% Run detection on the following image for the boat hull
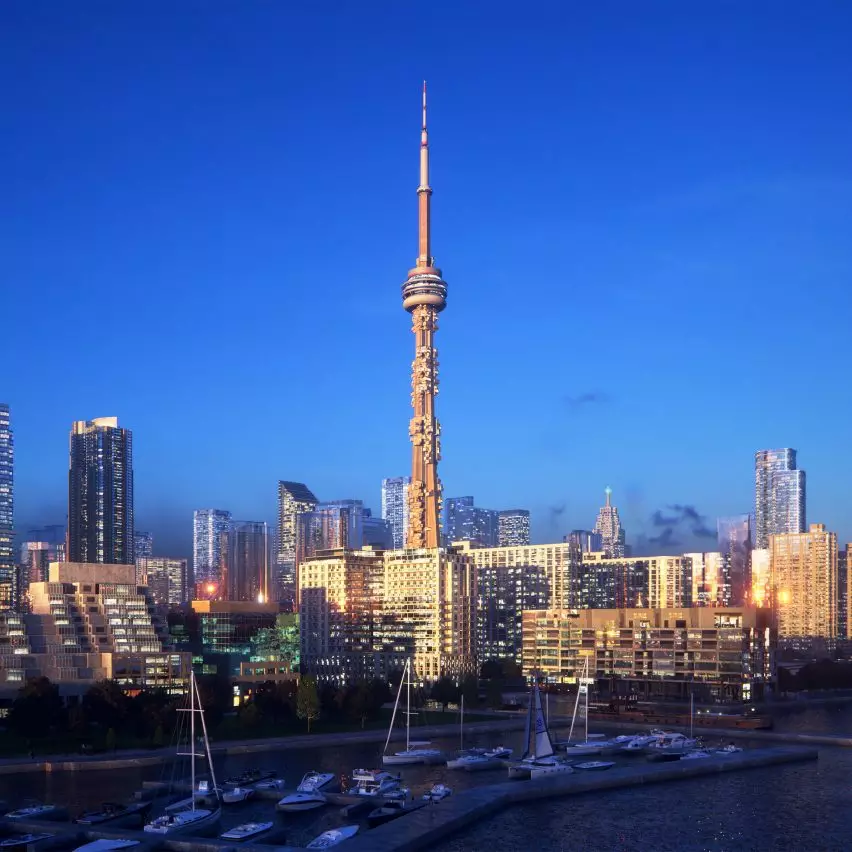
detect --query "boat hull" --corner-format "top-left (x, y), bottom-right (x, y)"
top-left (144, 807), bottom-right (221, 836)
top-left (277, 797), bottom-right (326, 812)
top-left (529, 763), bottom-right (574, 780)
top-left (220, 821), bottom-right (274, 841)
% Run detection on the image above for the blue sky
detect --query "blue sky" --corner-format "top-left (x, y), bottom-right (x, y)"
top-left (3, 1), bottom-right (851, 559)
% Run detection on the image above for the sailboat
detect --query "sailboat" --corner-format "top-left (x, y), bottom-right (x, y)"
top-left (507, 682), bottom-right (573, 780)
top-left (144, 672), bottom-right (221, 837)
top-left (382, 659), bottom-right (442, 766)
top-left (562, 658), bottom-right (621, 757)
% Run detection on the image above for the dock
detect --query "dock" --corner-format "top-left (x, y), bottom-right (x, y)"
top-left (343, 745), bottom-right (818, 852)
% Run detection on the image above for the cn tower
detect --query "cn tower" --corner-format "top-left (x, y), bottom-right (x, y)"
top-left (403, 82), bottom-right (447, 549)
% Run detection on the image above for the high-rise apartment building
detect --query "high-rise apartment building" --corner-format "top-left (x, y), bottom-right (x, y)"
top-left (138, 557), bottom-right (188, 608)
top-left (277, 481), bottom-right (318, 605)
top-left (68, 417), bottom-right (134, 565)
top-left (751, 548), bottom-right (771, 607)
top-left (363, 510), bottom-right (394, 550)
top-left (716, 515), bottom-right (751, 605)
top-left (134, 531), bottom-right (153, 559)
top-left (838, 545), bottom-right (849, 640)
top-left (578, 552), bottom-right (648, 609)
top-left (222, 521), bottom-right (270, 602)
top-left (193, 509), bottom-right (231, 591)
top-left (647, 556), bottom-right (689, 608)
top-left (754, 449), bottom-right (806, 549)
top-left (771, 523), bottom-right (837, 647)
top-left (593, 487), bottom-right (626, 557)
top-left (381, 477), bottom-right (410, 550)
top-left (684, 552), bottom-right (725, 606)
top-left (444, 497), bottom-right (498, 547)
top-left (497, 510), bottom-right (531, 547)
top-left (0, 405), bottom-right (13, 610)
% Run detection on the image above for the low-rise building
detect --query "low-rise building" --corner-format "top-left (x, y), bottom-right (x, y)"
top-left (521, 606), bottom-right (774, 703)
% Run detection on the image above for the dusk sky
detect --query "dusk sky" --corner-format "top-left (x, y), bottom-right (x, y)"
top-left (3, 2), bottom-right (851, 560)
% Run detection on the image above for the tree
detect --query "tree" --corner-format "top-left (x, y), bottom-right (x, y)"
top-left (296, 677), bottom-right (320, 733)
top-left (461, 674), bottom-right (479, 708)
top-left (239, 702), bottom-right (261, 730)
top-left (195, 673), bottom-right (232, 732)
top-left (83, 680), bottom-right (130, 730)
top-left (105, 727), bottom-right (117, 752)
top-left (152, 724), bottom-right (166, 747)
top-left (430, 677), bottom-right (459, 712)
top-left (480, 659), bottom-right (504, 680)
top-left (8, 677), bottom-right (65, 739)
top-left (485, 677), bottom-right (505, 710)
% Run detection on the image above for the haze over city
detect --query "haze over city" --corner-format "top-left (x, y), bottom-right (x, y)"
top-left (3, 2), bottom-right (851, 559)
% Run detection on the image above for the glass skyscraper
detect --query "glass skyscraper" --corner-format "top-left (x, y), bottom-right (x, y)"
top-left (276, 481), bottom-right (318, 606)
top-left (717, 514), bottom-right (751, 605)
top-left (444, 496), bottom-right (499, 547)
top-left (0, 405), bottom-right (13, 610)
top-left (754, 448), bottom-right (806, 549)
top-left (381, 476), bottom-right (410, 550)
top-left (193, 508), bottom-right (232, 591)
top-left (68, 417), bottom-right (134, 565)
top-left (593, 487), bottom-right (626, 557)
top-left (497, 509), bottom-right (531, 547)
top-left (134, 531), bottom-right (153, 559)
top-left (222, 520), bottom-right (270, 602)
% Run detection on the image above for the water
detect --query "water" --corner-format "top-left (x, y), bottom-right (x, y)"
top-left (4, 707), bottom-right (852, 850)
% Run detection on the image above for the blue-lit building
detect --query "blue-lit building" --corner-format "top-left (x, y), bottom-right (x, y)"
top-left (565, 529), bottom-right (604, 553)
top-left (363, 510), bottom-right (394, 550)
top-left (193, 508), bottom-right (232, 591)
top-left (444, 496), bottom-right (499, 547)
top-left (134, 530), bottom-right (153, 559)
top-left (754, 448), bottom-right (806, 549)
top-left (381, 476), bottom-right (410, 550)
top-left (68, 417), bottom-right (134, 565)
top-left (0, 405), bottom-right (13, 611)
top-left (717, 514), bottom-right (752, 606)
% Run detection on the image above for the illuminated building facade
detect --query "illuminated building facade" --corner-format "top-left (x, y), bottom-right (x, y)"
top-left (771, 523), bottom-right (837, 647)
top-left (717, 514), bottom-right (751, 605)
top-left (647, 555), bottom-right (689, 608)
top-left (593, 487), bottom-right (626, 557)
top-left (192, 508), bottom-right (231, 592)
top-left (276, 481), bottom-right (318, 605)
top-left (68, 417), bottom-right (134, 565)
top-left (579, 552), bottom-right (648, 609)
top-left (755, 448), bottom-right (806, 549)
top-left (445, 497), bottom-right (498, 547)
top-left (476, 561), bottom-right (549, 665)
top-left (138, 557), bottom-right (188, 608)
top-left (190, 599), bottom-right (280, 673)
top-left (381, 477), bottom-right (410, 550)
top-left (522, 607), bottom-right (774, 702)
top-left (0, 561), bottom-right (190, 694)
top-left (751, 548), bottom-right (771, 607)
top-left (497, 509), bottom-right (531, 547)
top-left (0, 405), bottom-right (12, 611)
top-left (134, 531), bottom-right (153, 559)
top-left (684, 551), bottom-right (725, 606)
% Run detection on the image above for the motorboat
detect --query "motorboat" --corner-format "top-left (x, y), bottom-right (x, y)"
top-left (75, 801), bottom-right (151, 826)
top-left (446, 748), bottom-right (486, 769)
top-left (484, 745), bottom-right (513, 760)
top-left (223, 768), bottom-right (276, 786)
top-left (528, 757), bottom-right (575, 780)
top-left (165, 779), bottom-right (223, 813)
top-left (646, 751), bottom-right (683, 763)
top-left (574, 760), bottom-right (615, 771)
top-left (0, 835), bottom-right (54, 850)
top-left (680, 750), bottom-right (712, 760)
top-left (73, 842), bottom-right (141, 852)
top-left (562, 742), bottom-right (603, 756)
top-left (254, 778), bottom-right (286, 791)
top-left (347, 768), bottom-right (401, 797)
top-left (714, 743), bottom-right (743, 754)
top-left (144, 672), bottom-right (222, 837)
top-left (422, 783), bottom-right (452, 802)
top-left (4, 804), bottom-right (65, 821)
top-left (222, 786), bottom-right (254, 804)
top-left (447, 752), bottom-right (497, 771)
top-left (307, 825), bottom-right (360, 848)
top-left (220, 821), bottom-right (274, 842)
top-left (382, 659), bottom-right (443, 766)
top-left (277, 771), bottom-right (335, 812)
top-left (645, 732), bottom-right (697, 756)
top-left (367, 799), bottom-right (426, 828)
top-left (620, 734), bottom-right (660, 754)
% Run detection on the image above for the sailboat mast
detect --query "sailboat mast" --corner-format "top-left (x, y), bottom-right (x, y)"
top-left (460, 694), bottom-right (464, 751)
top-left (382, 664), bottom-right (407, 757)
top-left (406, 659), bottom-right (411, 752)
top-left (197, 673), bottom-right (218, 797)
top-left (690, 691), bottom-right (694, 739)
top-left (190, 671), bottom-right (196, 811)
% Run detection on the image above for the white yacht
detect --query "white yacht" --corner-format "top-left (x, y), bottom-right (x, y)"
top-left (422, 783), bottom-right (452, 802)
top-left (222, 786), bottom-right (254, 804)
top-left (4, 804), bottom-right (65, 821)
top-left (220, 821), bottom-right (274, 841)
top-left (382, 659), bottom-right (442, 766)
top-left (347, 768), bottom-right (401, 797)
top-left (73, 843), bottom-right (140, 852)
top-left (144, 672), bottom-right (221, 837)
top-left (620, 734), bottom-right (661, 754)
top-left (508, 683), bottom-right (573, 780)
top-left (277, 771), bottom-right (335, 812)
top-left (306, 825), bottom-right (360, 849)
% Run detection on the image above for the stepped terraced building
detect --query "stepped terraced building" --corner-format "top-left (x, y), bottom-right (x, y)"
top-left (0, 562), bottom-right (190, 698)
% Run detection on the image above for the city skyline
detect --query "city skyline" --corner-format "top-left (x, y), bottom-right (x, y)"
top-left (4, 5), bottom-right (852, 558)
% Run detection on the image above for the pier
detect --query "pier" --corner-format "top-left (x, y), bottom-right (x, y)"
top-left (344, 746), bottom-right (818, 852)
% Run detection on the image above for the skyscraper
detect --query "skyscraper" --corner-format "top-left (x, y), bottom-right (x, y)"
top-left (134, 531), bottom-right (153, 559)
top-left (498, 509), bottom-right (531, 547)
top-left (193, 509), bottom-right (231, 591)
top-left (381, 476), bottom-right (410, 550)
top-left (138, 557), bottom-right (188, 608)
top-left (444, 497), bottom-right (498, 547)
top-left (403, 83), bottom-right (446, 549)
top-left (717, 514), bottom-right (751, 605)
top-left (565, 529), bottom-right (604, 553)
top-left (593, 487), bottom-right (626, 558)
top-left (68, 417), bottom-right (134, 565)
top-left (754, 448), bottom-right (806, 549)
top-left (276, 481), bottom-right (318, 605)
top-left (222, 521), bottom-right (270, 602)
top-left (771, 523), bottom-right (837, 648)
top-left (0, 405), bottom-right (12, 610)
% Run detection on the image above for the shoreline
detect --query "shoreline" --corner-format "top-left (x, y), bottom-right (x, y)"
top-left (0, 718), bottom-right (525, 776)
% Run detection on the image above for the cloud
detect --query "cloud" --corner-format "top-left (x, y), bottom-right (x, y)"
top-left (564, 391), bottom-right (609, 410)
top-left (640, 502), bottom-right (717, 552)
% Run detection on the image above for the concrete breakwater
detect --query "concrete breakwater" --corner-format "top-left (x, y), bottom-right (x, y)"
top-left (344, 746), bottom-right (819, 852)
top-left (0, 717), bottom-right (525, 775)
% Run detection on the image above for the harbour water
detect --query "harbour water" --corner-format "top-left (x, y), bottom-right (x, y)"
top-left (4, 704), bottom-right (852, 850)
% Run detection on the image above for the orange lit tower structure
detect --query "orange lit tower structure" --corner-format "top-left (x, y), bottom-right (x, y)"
top-left (403, 83), bottom-right (447, 549)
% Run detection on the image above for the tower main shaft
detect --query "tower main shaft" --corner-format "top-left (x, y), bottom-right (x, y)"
top-left (403, 83), bottom-right (447, 549)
